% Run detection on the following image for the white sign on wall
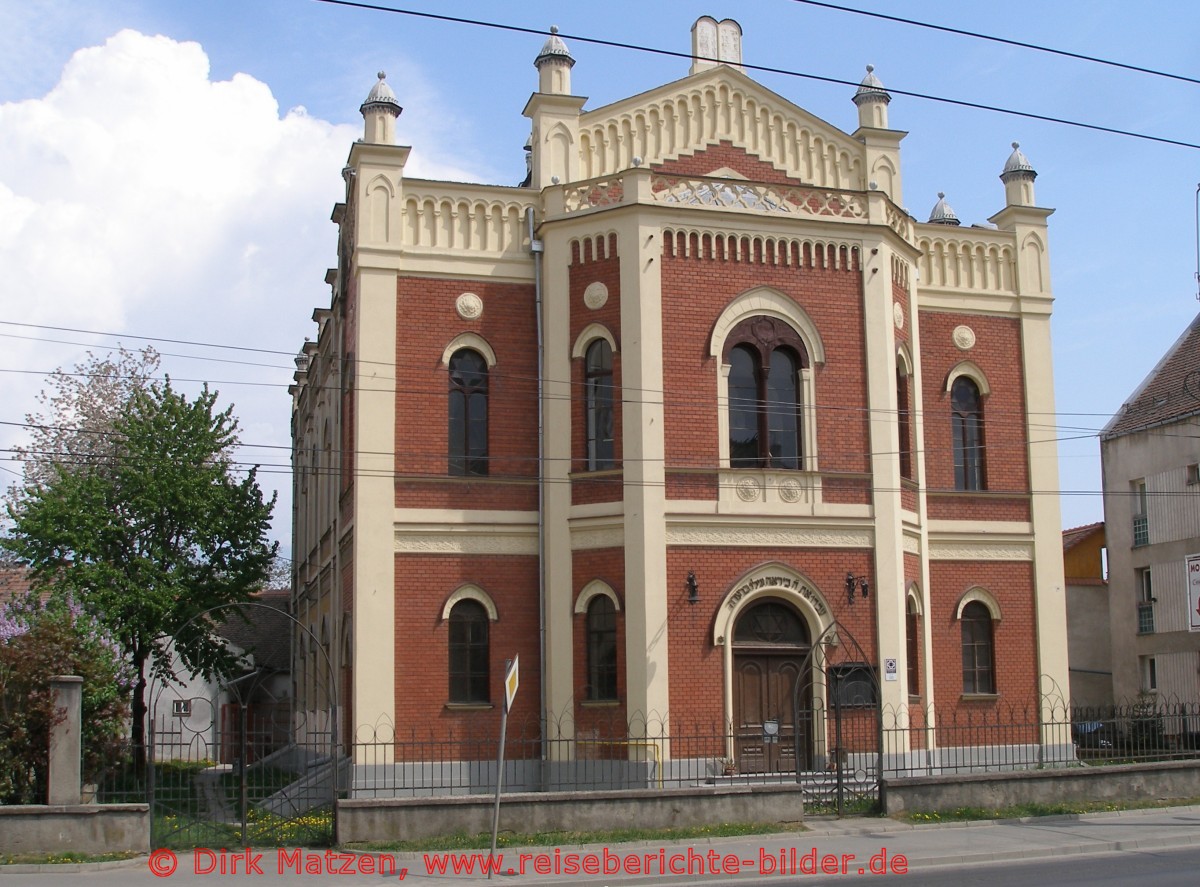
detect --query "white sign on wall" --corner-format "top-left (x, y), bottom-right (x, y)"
top-left (1188, 554), bottom-right (1200, 633)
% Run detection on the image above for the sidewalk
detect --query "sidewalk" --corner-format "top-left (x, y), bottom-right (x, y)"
top-left (5, 805), bottom-right (1200, 883)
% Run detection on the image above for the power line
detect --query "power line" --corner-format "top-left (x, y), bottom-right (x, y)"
top-left (785, 0), bottom-right (1200, 87)
top-left (0, 320), bottom-right (296, 357)
top-left (312, 0), bottom-right (1200, 150)
top-left (0, 332), bottom-right (291, 372)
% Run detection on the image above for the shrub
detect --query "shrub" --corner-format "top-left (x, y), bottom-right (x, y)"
top-left (0, 594), bottom-right (133, 804)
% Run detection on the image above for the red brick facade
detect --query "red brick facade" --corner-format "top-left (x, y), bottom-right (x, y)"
top-left (292, 50), bottom-right (1064, 775)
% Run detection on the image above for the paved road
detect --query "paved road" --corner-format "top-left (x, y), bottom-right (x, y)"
top-left (5, 805), bottom-right (1200, 885)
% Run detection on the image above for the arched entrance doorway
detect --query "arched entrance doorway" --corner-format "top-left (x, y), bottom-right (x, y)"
top-left (732, 600), bottom-right (813, 773)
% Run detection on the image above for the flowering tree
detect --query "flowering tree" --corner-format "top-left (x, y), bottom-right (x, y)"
top-left (3, 377), bottom-right (277, 764)
top-left (0, 594), bottom-right (133, 804)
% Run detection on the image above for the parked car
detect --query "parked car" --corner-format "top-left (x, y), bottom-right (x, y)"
top-left (1071, 720), bottom-right (1114, 749)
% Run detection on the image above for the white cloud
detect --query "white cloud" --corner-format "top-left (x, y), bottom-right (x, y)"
top-left (0, 29), bottom-right (483, 550)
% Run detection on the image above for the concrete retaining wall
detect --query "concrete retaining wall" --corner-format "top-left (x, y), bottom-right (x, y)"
top-left (883, 760), bottom-right (1200, 814)
top-left (337, 784), bottom-right (806, 844)
top-left (0, 804), bottom-right (150, 855)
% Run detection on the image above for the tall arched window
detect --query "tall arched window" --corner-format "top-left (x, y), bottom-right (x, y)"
top-left (449, 349), bottom-right (488, 476)
top-left (448, 600), bottom-right (489, 703)
top-left (586, 595), bottom-right (618, 700)
top-left (960, 601), bottom-right (995, 694)
top-left (585, 339), bottom-right (615, 470)
top-left (897, 368), bottom-right (913, 480)
top-left (905, 597), bottom-right (920, 697)
top-left (951, 376), bottom-right (984, 491)
top-left (725, 317), bottom-right (807, 469)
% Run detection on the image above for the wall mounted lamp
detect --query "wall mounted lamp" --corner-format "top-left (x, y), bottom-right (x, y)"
top-left (845, 571), bottom-right (869, 605)
top-left (686, 570), bottom-right (700, 605)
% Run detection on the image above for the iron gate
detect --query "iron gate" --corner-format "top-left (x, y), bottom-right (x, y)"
top-left (792, 620), bottom-right (882, 815)
top-left (147, 603), bottom-right (338, 848)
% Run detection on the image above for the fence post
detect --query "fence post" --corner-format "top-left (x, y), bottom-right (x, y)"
top-left (48, 675), bottom-right (83, 805)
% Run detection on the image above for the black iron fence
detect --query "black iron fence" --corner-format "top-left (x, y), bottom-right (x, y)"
top-left (49, 694), bottom-right (1200, 817)
top-left (882, 695), bottom-right (1200, 777)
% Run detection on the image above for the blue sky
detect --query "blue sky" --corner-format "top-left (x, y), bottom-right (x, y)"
top-left (2, 0), bottom-right (1199, 554)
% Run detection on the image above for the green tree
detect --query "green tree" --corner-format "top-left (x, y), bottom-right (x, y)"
top-left (0, 594), bottom-right (132, 804)
top-left (3, 379), bottom-right (277, 759)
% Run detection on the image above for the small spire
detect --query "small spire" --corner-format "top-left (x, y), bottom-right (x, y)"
top-left (534, 24), bottom-right (574, 68)
top-left (360, 71), bottom-right (401, 116)
top-left (853, 64), bottom-right (891, 106)
top-left (1001, 141), bottom-right (1036, 179)
top-left (928, 192), bottom-right (961, 226)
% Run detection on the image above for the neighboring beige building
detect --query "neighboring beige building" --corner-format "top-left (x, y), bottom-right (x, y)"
top-left (1062, 522), bottom-right (1112, 709)
top-left (1100, 311), bottom-right (1200, 706)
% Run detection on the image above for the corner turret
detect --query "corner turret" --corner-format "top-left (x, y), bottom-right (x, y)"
top-left (360, 72), bottom-right (402, 145)
top-left (535, 26), bottom-right (575, 95)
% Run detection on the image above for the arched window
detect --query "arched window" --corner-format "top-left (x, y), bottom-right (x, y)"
top-left (951, 376), bottom-right (984, 491)
top-left (449, 349), bottom-right (488, 476)
top-left (585, 339), bottom-right (615, 470)
top-left (897, 368), bottom-right (913, 480)
top-left (960, 601), bottom-right (995, 694)
top-left (905, 596), bottom-right (920, 697)
top-left (586, 595), bottom-right (618, 700)
top-left (448, 600), bottom-right (489, 703)
top-left (725, 317), bottom-right (807, 469)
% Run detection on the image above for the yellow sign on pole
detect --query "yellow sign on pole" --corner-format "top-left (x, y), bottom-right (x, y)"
top-left (504, 655), bottom-right (519, 713)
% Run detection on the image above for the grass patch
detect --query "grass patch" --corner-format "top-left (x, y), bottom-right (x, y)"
top-left (1, 851), bottom-right (140, 866)
top-left (153, 807), bottom-right (334, 848)
top-left (350, 821), bottom-right (801, 853)
top-left (898, 796), bottom-right (1200, 824)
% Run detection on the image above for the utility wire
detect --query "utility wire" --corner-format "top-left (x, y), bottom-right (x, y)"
top-left (312, 0), bottom-right (1200, 150)
top-left (785, 0), bottom-right (1200, 87)
top-left (0, 320), bottom-right (296, 357)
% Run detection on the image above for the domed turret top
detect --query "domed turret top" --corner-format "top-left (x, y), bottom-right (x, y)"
top-left (535, 25), bottom-right (575, 67)
top-left (360, 71), bottom-right (401, 115)
top-left (853, 64), bottom-right (891, 105)
top-left (928, 192), bottom-right (961, 226)
top-left (1001, 141), bottom-right (1036, 179)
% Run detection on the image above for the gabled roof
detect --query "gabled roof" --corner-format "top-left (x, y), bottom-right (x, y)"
top-left (1062, 521), bottom-right (1105, 552)
top-left (1102, 310), bottom-right (1200, 439)
top-left (219, 589), bottom-right (292, 673)
top-left (577, 64), bottom-right (871, 187)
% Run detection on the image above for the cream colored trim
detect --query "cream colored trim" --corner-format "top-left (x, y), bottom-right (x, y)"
top-left (712, 563), bottom-right (835, 646)
top-left (955, 586), bottom-right (1001, 622)
top-left (669, 523), bottom-right (872, 549)
top-left (928, 540), bottom-right (1033, 561)
top-left (441, 584), bottom-right (499, 621)
top-left (574, 580), bottom-right (621, 614)
top-left (395, 529), bottom-right (537, 555)
top-left (571, 323), bottom-right (619, 359)
top-left (906, 582), bottom-right (923, 616)
top-left (571, 527), bottom-right (625, 550)
top-left (709, 286), bottom-right (827, 364)
top-left (945, 360), bottom-right (990, 395)
top-left (442, 333), bottom-right (497, 368)
top-left (896, 344), bottom-right (913, 376)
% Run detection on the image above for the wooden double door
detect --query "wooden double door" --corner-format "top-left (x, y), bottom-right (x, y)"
top-left (733, 651), bottom-right (813, 773)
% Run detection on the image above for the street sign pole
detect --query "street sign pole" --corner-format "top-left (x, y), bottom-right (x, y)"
top-left (488, 656), bottom-right (519, 878)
